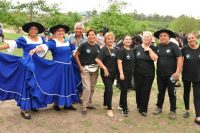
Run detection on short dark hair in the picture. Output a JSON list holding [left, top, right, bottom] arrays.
[[86, 29, 97, 37]]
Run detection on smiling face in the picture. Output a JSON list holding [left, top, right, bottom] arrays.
[[123, 35, 132, 47], [159, 32, 170, 44], [28, 26, 38, 36], [104, 32, 115, 47], [74, 23, 84, 37], [87, 30, 97, 44], [54, 28, 65, 38], [187, 33, 198, 47], [142, 31, 152, 45]]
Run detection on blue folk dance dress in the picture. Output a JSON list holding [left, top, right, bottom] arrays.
[[0, 36, 47, 110], [26, 38, 79, 107]]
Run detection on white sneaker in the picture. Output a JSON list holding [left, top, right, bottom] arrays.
[[107, 110, 114, 117], [118, 106, 122, 110]]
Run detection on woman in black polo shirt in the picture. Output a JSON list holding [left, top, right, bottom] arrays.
[[153, 29, 182, 120], [95, 32, 117, 117], [117, 35, 135, 117], [75, 29, 100, 114], [134, 31, 158, 117], [182, 32, 200, 125]]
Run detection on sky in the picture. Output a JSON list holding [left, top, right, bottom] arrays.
[[15, 0, 200, 18]]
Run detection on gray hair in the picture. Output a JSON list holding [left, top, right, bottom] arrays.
[[74, 22, 84, 29]]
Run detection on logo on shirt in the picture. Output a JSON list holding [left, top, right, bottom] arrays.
[[166, 49, 171, 53], [126, 54, 130, 60], [157, 49, 160, 53], [111, 53, 116, 57], [136, 52, 141, 56], [186, 54, 190, 59], [97, 50, 100, 53], [199, 54, 200, 58], [86, 49, 91, 53]]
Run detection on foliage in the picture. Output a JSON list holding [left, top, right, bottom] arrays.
[[169, 15, 200, 33]]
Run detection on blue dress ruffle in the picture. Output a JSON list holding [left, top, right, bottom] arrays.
[[0, 52, 46, 110], [23, 55, 79, 107]]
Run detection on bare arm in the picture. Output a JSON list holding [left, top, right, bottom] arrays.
[[29, 46, 45, 55], [117, 59, 124, 80], [0, 43, 9, 50], [172, 56, 182, 80], [95, 58, 109, 77], [148, 49, 158, 61], [75, 51, 83, 72]]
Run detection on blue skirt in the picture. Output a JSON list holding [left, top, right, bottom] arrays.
[[23, 55, 79, 107], [71, 56, 82, 99], [0, 52, 46, 110]]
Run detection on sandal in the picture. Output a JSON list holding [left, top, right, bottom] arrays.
[[21, 111, 31, 120]]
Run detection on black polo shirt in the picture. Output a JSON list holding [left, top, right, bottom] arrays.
[[156, 42, 182, 76], [77, 42, 100, 65], [182, 45, 200, 81], [134, 45, 156, 76], [96, 46, 117, 75], [117, 47, 135, 74]]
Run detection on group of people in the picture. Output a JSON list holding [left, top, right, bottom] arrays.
[[0, 21, 199, 126]]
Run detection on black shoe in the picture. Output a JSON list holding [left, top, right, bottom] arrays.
[[87, 106, 96, 110], [122, 109, 128, 117], [194, 119, 200, 125], [183, 112, 190, 118], [21, 111, 31, 120], [31, 108, 38, 112], [140, 112, 147, 117], [64, 105, 77, 110], [53, 105, 61, 111]]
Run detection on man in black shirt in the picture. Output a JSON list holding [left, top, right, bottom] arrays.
[[153, 29, 182, 119]]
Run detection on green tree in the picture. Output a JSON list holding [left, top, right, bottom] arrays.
[[87, 0, 146, 39], [169, 15, 200, 33]]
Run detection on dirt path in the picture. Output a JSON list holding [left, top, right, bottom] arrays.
[[0, 81, 200, 133]]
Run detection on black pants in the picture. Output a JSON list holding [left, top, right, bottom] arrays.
[[183, 80, 200, 117], [156, 76, 176, 111], [135, 74, 154, 113], [183, 80, 192, 110], [101, 71, 115, 110], [0, 34, 4, 42], [119, 72, 132, 110]]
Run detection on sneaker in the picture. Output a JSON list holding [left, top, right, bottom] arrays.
[[81, 107, 87, 115], [122, 109, 128, 117], [153, 107, 162, 115], [183, 112, 190, 118], [169, 111, 176, 120], [140, 112, 147, 117], [118, 106, 123, 110], [107, 110, 114, 117]]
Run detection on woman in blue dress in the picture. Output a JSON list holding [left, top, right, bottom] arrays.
[[29, 24, 78, 111], [0, 22, 46, 119]]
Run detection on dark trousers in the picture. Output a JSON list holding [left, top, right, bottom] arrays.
[[135, 74, 154, 113], [183, 80, 191, 110], [183, 80, 200, 117], [119, 72, 132, 110], [0, 34, 4, 42], [156, 76, 176, 111], [101, 71, 115, 110]]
